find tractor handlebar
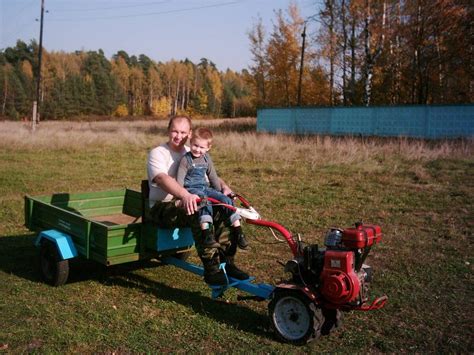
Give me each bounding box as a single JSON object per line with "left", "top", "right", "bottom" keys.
{"left": 195, "top": 195, "right": 299, "bottom": 257}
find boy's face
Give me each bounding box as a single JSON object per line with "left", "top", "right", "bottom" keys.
{"left": 190, "top": 137, "right": 210, "bottom": 158}
{"left": 168, "top": 118, "right": 191, "bottom": 152}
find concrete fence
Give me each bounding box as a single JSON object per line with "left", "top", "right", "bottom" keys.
{"left": 257, "top": 105, "right": 474, "bottom": 138}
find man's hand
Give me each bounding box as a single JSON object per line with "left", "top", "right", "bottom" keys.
{"left": 181, "top": 192, "right": 199, "bottom": 215}
{"left": 154, "top": 173, "right": 199, "bottom": 215}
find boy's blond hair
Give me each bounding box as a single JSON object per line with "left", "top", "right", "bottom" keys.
{"left": 192, "top": 127, "right": 213, "bottom": 145}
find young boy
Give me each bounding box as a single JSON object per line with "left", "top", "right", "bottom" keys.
{"left": 176, "top": 127, "right": 248, "bottom": 250}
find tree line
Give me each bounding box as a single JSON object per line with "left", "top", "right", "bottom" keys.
{"left": 0, "top": 43, "right": 254, "bottom": 120}
{"left": 0, "top": 0, "right": 471, "bottom": 120}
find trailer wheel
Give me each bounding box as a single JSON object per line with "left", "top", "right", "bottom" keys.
{"left": 39, "top": 240, "right": 69, "bottom": 286}
{"left": 269, "top": 290, "right": 324, "bottom": 345}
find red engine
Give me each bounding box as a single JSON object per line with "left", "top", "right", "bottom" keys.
{"left": 284, "top": 222, "right": 385, "bottom": 310}
{"left": 319, "top": 223, "right": 382, "bottom": 307}
{"left": 270, "top": 218, "right": 387, "bottom": 344}
{"left": 320, "top": 250, "right": 361, "bottom": 304}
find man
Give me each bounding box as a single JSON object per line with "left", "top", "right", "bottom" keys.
{"left": 147, "top": 115, "right": 248, "bottom": 286}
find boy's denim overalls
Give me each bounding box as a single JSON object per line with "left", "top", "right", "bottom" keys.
{"left": 183, "top": 152, "right": 240, "bottom": 226}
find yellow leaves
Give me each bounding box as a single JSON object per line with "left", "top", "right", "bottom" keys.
{"left": 206, "top": 70, "right": 222, "bottom": 101}
{"left": 113, "top": 104, "right": 129, "bottom": 117}
{"left": 151, "top": 97, "right": 171, "bottom": 116}
{"left": 20, "top": 60, "right": 33, "bottom": 79}
{"left": 111, "top": 57, "right": 130, "bottom": 93}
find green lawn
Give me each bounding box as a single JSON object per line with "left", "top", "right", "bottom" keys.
{"left": 0, "top": 119, "right": 472, "bottom": 352}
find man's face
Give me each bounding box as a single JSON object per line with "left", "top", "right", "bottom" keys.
{"left": 190, "top": 137, "right": 210, "bottom": 158}
{"left": 168, "top": 119, "right": 191, "bottom": 151}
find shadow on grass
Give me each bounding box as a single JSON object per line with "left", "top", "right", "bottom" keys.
{"left": 0, "top": 232, "right": 105, "bottom": 285}
{"left": 0, "top": 233, "right": 40, "bottom": 283}
{"left": 0, "top": 233, "right": 272, "bottom": 340}
{"left": 102, "top": 264, "right": 272, "bottom": 340}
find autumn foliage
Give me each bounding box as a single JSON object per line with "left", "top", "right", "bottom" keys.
{"left": 248, "top": 0, "right": 472, "bottom": 107}
{"left": 0, "top": 1, "right": 471, "bottom": 120}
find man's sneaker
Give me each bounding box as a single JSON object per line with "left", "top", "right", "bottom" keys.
{"left": 204, "top": 269, "right": 227, "bottom": 285}
{"left": 225, "top": 262, "right": 249, "bottom": 280}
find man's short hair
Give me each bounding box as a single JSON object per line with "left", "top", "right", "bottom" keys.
{"left": 192, "top": 127, "right": 213, "bottom": 144}
{"left": 167, "top": 115, "right": 192, "bottom": 130}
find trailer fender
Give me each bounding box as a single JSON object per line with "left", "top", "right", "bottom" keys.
{"left": 35, "top": 229, "right": 78, "bottom": 260}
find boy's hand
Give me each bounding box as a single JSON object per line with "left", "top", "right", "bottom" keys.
{"left": 221, "top": 185, "right": 232, "bottom": 196}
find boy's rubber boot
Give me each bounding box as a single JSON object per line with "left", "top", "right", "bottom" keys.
{"left": 237, "top": 234, "right": 249, "bottom": 250}
{"left": 230, "top": 226, "right": 249, "bottom": 250}
{"left": 224, "top": 256, "right": 249, "bottom": 280}
{"left": 202, "top": 227, "right": 220, "bottom": 248}
{"left": 203, "top": 256, "right": 227, "bottom": 286}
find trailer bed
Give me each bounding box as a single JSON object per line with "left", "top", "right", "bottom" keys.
{"left": 25, "top": 188, "right": 150, "bottom": 265}
{"left": 92, "top": 214, "right": 142, "bottom": 226}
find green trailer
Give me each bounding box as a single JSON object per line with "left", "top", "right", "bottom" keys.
{"left": 24, "top": 186, "right": 194, "bottom": 286}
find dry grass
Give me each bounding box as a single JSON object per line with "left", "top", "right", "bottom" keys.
{"left": 217, "top": 133, "right": 473, "bottom": 162}
{"left": 1, "top": 119, "right": 471, "bottom": 163}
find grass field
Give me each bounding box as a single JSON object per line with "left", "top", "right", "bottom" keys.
{"left": 0, "top": 118, "right": 472, "bottom": 353}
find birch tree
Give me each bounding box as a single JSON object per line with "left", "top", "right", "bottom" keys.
{"left": 361, "top": 0, "right": 386, "bottom": 106}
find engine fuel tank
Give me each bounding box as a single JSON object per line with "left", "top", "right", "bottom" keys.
{"left": 341, "top": 224, "right": 382, "bottom": 249}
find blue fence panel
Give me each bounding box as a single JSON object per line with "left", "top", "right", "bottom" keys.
{"left": 427, "top": 105, "right": 473, "bottom": 138}
{"left": 257, "top": 105, "right": 474, "bottom": 139}
{"left": 376, "top": 106, "right": 426, "bottom": 137}
{"left": 332, "top": 107, "right": 374, "bottom": 135}
{"left": 297, "top": 107, "right": 331, "bottom": 134}
{"left": 258, "top": 108, "right": 295, "bottom": 133}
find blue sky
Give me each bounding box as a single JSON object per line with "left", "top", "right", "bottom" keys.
{"left": 1, "top": 0, "right": 318, "bottom": 72}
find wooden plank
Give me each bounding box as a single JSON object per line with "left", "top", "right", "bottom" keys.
{"left": 92, "top": 214, "right": 141, "bottom": 226}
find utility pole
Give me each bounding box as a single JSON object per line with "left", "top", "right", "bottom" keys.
{"left": 32, "top": 0, "right": 45, "bottom": 131}
{"left": 297, "top": 22, "right": 307, "bottom": 107}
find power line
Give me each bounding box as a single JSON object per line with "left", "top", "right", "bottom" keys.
{"left": 1, "top": 19, "right": 37, "bottom": 46}
{"left": 52, "top": 0, "right": 169, "bottom": 12}
{"left": 48, "top": 1, "right": 240, "bottom": 22}
{"left": 9, "top": 0, "right": 37, "bottom": 18}
{"left": 1, "top": 0, "right": 38, "bottom": 45}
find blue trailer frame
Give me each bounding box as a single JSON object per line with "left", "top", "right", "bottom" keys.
{"left": 36, "top": 227, "right": 275, "bottom": 300}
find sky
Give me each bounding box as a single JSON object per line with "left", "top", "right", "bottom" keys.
{"left": 0, "top": 0, "right": 318, "bottom": 72}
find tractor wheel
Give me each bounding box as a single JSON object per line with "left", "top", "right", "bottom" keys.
{"left": 268, "top": 289, "right": 324, "bottom": 345}
{"left": 321, "top": 308, "right": 343, "bottom": 335}
{"left": 39, "top": 240, "right": 69, "bottom": 286}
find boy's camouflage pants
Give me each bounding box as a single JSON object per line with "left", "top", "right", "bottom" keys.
{"left": 149, "top": 200, "right": 237, "bottom": 262}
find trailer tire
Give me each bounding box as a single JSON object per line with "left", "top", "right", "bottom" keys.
{"left": 269, "top": 289, "right": 324, "bottom": 345}
{"left": 39, "top": 240, "right": 69, "bottom": 286}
